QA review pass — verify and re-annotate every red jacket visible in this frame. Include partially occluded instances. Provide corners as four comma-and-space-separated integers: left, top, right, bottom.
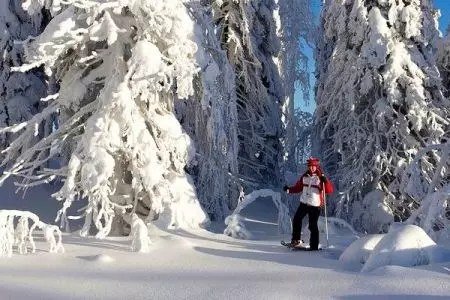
287, 170, 334, 207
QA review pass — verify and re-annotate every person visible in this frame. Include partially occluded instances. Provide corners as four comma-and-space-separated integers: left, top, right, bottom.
283, 157, 334, 250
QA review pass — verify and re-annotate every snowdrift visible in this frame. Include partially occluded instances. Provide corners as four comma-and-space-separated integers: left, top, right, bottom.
339, 234, 384, 267
340, 224, 450, 272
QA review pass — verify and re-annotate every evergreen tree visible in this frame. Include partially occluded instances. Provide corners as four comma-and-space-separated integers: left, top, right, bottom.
178, 1, 240, 220
0, 0, 48, 152
401, 141, 450, 243
213, 0, 284, 190
0, 0, 210, 237
315, 0, 449, 232
437, 25, 450, 98
277, 0, 314, 173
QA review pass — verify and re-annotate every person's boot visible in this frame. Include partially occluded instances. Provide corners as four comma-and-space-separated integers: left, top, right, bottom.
290, 239, 304, 247
290, 240, 300, 247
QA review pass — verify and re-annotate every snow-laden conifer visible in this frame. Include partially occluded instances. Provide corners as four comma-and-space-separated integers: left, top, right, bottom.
178, 2, 240, 220
292, 109, 313, 168
277, 0, 314, 172
1, 0, 209, 238
437, 26, 450, 98
0, 0, 48, 152
213, 0, 284, 189
401, 142, 450, 242
315, 0, 449, 232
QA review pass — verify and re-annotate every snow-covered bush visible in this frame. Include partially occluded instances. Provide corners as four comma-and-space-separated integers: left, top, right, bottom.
130, 213, 151, 253
361, 225, 441, 273
0, 210, 64, 258
315, 0, 449, 231
224, 189, 290, 239
224, 214, 251, 239
1, 0, 209, 237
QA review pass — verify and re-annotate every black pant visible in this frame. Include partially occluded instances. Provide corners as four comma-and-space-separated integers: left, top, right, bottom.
291, 202, 321, 249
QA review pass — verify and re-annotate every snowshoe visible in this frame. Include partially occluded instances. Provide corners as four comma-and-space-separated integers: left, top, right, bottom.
281, 240, 322, 251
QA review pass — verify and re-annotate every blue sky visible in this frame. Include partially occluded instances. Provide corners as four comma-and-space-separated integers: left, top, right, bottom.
295, 0, 450, 113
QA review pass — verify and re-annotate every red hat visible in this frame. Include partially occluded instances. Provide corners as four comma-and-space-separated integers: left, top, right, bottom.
307, 157, 320, 167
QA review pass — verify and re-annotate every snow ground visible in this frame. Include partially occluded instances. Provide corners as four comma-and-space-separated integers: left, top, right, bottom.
1, 192, 449, 299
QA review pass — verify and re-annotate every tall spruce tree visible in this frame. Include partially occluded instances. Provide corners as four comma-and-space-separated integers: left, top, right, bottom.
0, 1, 49, 153
213, 0, 284, 190
177, 1, 240, 220
277, 0, 314, 173
0, 0, 211, 237
437, 26, 450, 98
315, 0, 449, 232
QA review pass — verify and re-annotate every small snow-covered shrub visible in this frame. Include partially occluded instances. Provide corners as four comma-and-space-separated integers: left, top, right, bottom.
361, 225, 439, 273
130, 214, 151, 253
41, 223, 64, 253
0, 210, 64, 258
224, 214, 251, 239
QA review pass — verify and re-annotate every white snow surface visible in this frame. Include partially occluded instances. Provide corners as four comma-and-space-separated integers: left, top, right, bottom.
0, 197, 449, 299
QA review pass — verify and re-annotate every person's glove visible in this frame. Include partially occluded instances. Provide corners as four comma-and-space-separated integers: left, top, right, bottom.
283, 185, 289, 192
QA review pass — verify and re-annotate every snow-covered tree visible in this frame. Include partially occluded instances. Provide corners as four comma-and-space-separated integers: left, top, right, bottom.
292, 109, 313, 169
213, 0, 284, 190
401, 141, 450, 242
0, 0, 210, 238
437, 25, 450, 98
0, 0, 48, 152
314, 0, 450, 232
277, 0, 314, 172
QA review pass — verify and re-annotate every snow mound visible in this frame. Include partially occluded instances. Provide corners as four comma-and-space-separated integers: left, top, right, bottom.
361, 225, 438, 272
339, 234, 384, 267
77, 254, 115, 263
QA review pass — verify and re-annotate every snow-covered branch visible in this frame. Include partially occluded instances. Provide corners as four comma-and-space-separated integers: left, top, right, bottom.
224, 189, 291, 239
0, 210, 64, 258
401, 141, 450, 242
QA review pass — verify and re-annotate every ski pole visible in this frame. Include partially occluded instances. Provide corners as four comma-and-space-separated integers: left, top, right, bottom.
323, 186, 329, 248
